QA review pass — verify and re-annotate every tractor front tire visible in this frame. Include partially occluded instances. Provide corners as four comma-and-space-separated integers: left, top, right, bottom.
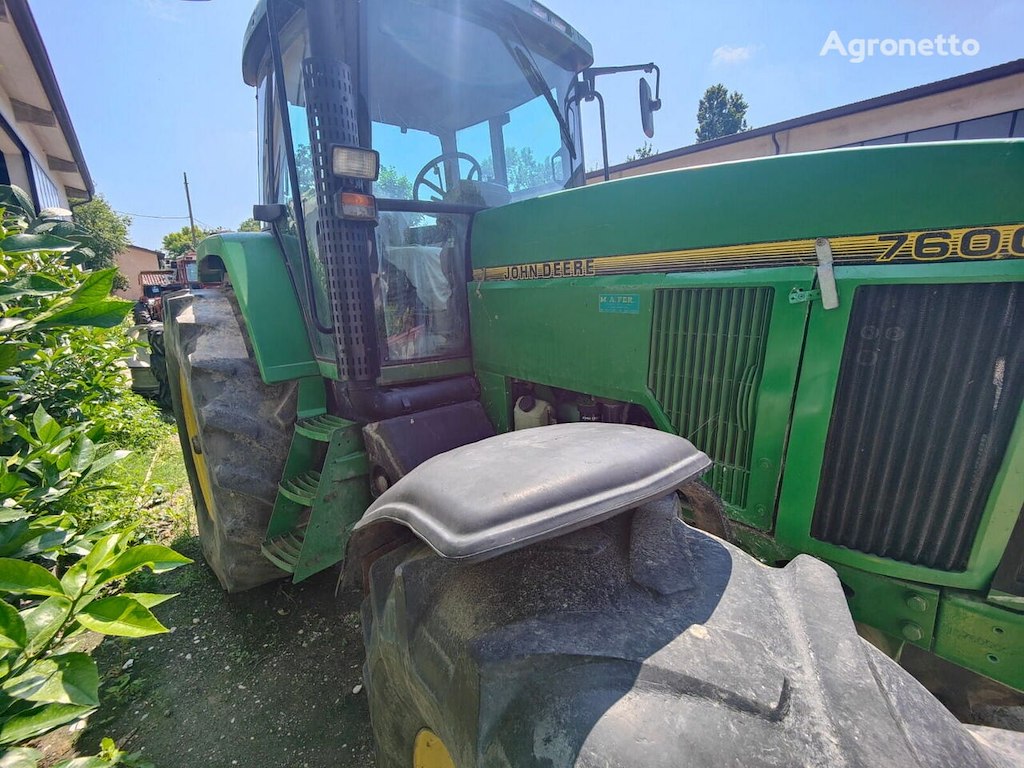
164, 289, 295, 592
360, 495, 1013, 767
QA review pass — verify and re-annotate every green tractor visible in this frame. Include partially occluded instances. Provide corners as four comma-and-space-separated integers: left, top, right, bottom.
164, 0, 1024, 763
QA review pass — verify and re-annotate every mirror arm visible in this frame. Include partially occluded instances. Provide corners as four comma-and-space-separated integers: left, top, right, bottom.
573, 81, 611, 183
645, 63, 662, 107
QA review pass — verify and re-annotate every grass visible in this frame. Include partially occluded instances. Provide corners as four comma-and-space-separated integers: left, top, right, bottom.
77, 395, 195, 543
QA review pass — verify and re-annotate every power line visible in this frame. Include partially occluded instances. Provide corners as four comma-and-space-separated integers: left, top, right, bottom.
113, 210, 192, 220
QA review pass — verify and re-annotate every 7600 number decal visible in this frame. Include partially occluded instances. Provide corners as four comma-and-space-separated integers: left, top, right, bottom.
875, 225, 1024, 263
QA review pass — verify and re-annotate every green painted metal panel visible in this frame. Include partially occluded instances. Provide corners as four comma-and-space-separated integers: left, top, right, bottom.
197, 233, 318, 383
477, 371, 512, 433
377, 358, 474, 385
472, 141, 1024, 270
933, 591, 1024, 690
471, 267, 813, 528
777, 262, 1024, 590
831, 563, 940, 649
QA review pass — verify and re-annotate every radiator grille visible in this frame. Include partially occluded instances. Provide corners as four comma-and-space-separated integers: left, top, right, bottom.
648, 287, 773, 508
811, 282, 1024, 571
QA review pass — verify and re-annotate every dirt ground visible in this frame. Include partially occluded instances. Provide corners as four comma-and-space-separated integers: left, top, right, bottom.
40, 534, 375, 768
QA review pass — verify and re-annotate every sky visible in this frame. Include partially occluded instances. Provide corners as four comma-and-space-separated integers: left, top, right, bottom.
29, 0, 1024, 251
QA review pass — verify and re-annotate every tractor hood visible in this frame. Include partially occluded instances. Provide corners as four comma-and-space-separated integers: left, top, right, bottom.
353, 423, 711, 561
469, 140, 1024, 279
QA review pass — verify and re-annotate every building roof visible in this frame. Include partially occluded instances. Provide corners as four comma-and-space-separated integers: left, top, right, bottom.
138, 271, 176, 287
0, 0, 93, 198
600, 58, 1024, 178
124, 243, 163, 257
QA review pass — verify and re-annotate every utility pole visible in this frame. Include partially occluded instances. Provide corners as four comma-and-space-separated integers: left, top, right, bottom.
183, 171, 197, 250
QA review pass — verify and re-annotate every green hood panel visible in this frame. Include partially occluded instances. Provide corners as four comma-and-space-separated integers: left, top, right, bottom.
470, 140, 1024, 271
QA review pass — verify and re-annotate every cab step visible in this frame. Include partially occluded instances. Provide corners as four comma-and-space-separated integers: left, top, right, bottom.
277, 470, 322, 506
295, 413, 352, 442
261, 529, 306, 573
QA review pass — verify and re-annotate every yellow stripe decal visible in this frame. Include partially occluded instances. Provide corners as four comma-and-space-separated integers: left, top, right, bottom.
473, 223, 1024, 282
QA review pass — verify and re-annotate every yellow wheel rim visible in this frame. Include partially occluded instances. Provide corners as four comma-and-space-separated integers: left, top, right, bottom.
178, 368, 216, 515
413, 730, 455, 768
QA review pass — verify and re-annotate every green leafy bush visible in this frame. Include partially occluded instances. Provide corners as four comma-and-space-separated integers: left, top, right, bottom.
0, 536, 188, 745
0, 186, 191, 759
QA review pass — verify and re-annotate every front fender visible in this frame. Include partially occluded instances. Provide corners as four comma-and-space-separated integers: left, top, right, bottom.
197, 232, 318, 383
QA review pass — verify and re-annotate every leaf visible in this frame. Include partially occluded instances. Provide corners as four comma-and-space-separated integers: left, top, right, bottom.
11, 528, 71, 559
122, 592, 177, 608
35, 300, 132, 330
75, 596, 168, 638
67, 269, 116, 306
81, 449, 129, 477
2, 652, 99, 706
0, 598, 27, 650
98, 544, 191, 584
0, 185, 36, 218
0, 275, 64, 300
0, 234, 78, 255
0, 559, 64, 597
68, 436, 96, 474
0, 521, 31, 557
32, 406, 61, 444
35, 207, 73, 221
52, 758, 108, 768
0, 508, 31, 524
61, 532, 129, 596
0, 701, 94, 745
0, 746, 43, 768
0, 344, 20, 373
21, 596, 72, 656
0, 318, 27, 335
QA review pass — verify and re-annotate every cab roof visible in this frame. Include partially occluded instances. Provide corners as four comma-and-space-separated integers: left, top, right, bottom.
241, 0, 594, 87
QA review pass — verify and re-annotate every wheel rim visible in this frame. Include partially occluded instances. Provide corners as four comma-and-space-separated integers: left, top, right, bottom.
413, 730, 455, 768
178, 368, 217, 515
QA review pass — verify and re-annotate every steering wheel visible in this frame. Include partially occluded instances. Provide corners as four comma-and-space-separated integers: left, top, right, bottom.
413, 152, 483, 201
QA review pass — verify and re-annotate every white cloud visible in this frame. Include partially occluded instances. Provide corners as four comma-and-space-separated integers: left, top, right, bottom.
712, 45, 756, 66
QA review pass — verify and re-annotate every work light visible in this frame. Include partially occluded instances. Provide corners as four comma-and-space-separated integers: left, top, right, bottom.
336, 191, 378, 221
331, 145, 380, 181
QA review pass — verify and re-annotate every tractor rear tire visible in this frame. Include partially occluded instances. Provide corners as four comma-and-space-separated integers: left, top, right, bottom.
164, 288, 295, 592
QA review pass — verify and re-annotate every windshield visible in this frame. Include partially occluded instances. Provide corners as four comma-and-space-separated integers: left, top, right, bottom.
367, 0, 585, 203
257, 0, 589, 369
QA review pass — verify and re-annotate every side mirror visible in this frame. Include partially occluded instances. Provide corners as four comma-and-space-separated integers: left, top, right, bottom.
253, 203, 286, 223
640, 77, 661, 139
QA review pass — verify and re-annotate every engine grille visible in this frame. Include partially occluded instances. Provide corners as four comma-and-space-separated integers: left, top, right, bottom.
811, 282, 1024, 571
648, 287, 773, 509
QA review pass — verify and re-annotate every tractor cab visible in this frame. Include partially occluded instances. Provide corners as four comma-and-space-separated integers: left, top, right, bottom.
243, 0, 595, 387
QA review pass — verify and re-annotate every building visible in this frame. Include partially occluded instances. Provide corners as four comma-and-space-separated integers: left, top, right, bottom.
114, 245, 163, 300
600, 59, 1024, 181
0, 0, 92, 209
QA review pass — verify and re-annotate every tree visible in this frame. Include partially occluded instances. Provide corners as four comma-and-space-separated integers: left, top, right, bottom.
625, 142, 657, 162
481, 147, 551, 193
696, 84, 749, 142
294, 144, 315, 194
162, 225, 215, 257
376, 165, 412, 199
70, 195, 131, 289
504, 147, 550, 192
238, 218, 261, 232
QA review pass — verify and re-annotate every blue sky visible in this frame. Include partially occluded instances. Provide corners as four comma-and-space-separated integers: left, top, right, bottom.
30, 0, 1023, 251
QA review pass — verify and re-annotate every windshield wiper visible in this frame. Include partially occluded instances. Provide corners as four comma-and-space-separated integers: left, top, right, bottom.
504, 38, 577, 160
